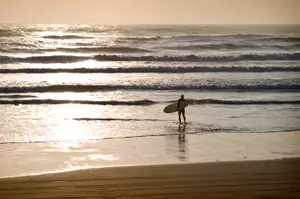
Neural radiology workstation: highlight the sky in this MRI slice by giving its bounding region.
[1,0,300,24]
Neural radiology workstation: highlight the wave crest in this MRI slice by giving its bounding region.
[0,84,299,93]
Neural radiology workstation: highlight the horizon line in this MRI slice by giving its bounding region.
[1,23,300,26]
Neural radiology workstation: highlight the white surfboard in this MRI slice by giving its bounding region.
[163,101,188,113]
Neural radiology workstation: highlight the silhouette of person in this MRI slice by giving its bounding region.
[177,94,187,124]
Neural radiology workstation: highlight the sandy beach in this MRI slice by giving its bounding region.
[1,158,300,199]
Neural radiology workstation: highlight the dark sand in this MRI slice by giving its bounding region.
[1,158,300,199]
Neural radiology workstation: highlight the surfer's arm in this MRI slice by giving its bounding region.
[177,99,180,110]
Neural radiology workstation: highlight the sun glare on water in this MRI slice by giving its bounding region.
[46,105,94,141]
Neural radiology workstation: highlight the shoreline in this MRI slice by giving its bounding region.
[1,158,300,198]
[0,130,300,179]
[0,156,299,180]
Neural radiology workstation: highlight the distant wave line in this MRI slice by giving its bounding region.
[1,66,300,74]
[171,35,300,42]
[0,98,299,105]
[1,53,300,64]
[43,46,151,53]
[43,35,94,39]
[117,36,161,42]
[1,28,300,43]
[92,53,300,62]
[118,34,300,42]
[0,46,151,54]
[0,84,300,93]
[0,94,36,99]
[0,99,156,105]
[164,43,300,51]
[2,43,299,54]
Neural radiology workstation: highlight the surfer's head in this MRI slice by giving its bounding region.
[181,94,184,99]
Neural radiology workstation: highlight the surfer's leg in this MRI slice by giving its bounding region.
[182,109,186,124]
[178,111,182,124]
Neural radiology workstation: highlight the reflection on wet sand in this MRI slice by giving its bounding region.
[164,124,188,161]
[178,125,187,161]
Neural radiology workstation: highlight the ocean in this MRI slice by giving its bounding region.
[0,24,300,177]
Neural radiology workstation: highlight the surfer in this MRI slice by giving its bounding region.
[177,94,187,124]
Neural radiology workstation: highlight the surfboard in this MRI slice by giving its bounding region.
[163,101,188,113]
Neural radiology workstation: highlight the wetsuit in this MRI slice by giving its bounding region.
[177,98,186,124]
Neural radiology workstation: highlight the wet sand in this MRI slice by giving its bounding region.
[0,158,300,199]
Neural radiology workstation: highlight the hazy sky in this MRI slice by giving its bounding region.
[1,0,300,24]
